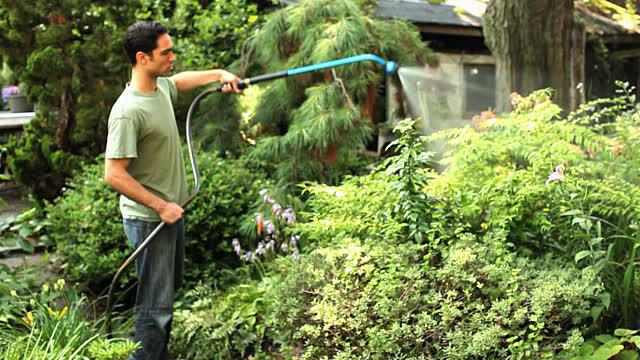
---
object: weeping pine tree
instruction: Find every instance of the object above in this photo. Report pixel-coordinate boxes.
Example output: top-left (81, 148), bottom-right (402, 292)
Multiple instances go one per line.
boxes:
top-left (245, 0), bottom-right (434, 182)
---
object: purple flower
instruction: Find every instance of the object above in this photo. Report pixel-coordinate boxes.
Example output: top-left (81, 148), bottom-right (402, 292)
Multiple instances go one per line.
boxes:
top-left (2, 85), bottom-right (19, 103)
top-left (267, 239), bottom-right (275, 251)
top-left (272, 203), bottom-right (282, 216)
top-left (256, 241), bottom-right (266, 255)
top-left (259, 188), bottom-right (276, 204)
top-left (280, 242), bottom-right (289, 253)
top-left (232, 238), bottom-right (241, 255)
top-left (265, 220), bottom-right (275, 235)
top-left (291, 250), bottom-right (300, 261)
top-left (243, 251), bottom-right (255, 262)
top-left (290, 235), bottom-right (300, 248)
top-left (282, 208), bottom-right (296, 224)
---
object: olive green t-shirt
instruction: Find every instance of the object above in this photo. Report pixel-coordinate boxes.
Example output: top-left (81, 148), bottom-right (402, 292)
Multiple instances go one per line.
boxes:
top-left (105, 77), bottom-right (188, 221)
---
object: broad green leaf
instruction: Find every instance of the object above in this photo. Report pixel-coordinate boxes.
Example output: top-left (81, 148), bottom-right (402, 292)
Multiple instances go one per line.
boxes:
top-left (614, 329), bottom-right (638, 337)
top-left (590, 343), bottom-right (623, 359)
top-left (575, 250), bottom-right (591, 263)
top-left (17, 238), bottom-right (34, 253)
top-left (629, 336), bottom-right (640, 346)
top-left (598, 292), bottom-right (611, 309)
top-left (594, 334), bottom-right (617, 344)
top-left (18, 226), bottom-right (32, 238)
top-left (617, 350), bottom-right (640, 360)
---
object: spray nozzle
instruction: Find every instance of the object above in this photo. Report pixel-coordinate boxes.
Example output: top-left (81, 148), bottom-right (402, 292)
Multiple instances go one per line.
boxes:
top-left (385, 61), bottom-right (398, 75)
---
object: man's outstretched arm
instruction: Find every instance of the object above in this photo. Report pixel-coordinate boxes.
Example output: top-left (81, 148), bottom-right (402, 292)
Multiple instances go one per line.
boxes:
top-left (104, 158), bottom-right (184, 224)
top-left (171, 69), bottom-right (241, 93)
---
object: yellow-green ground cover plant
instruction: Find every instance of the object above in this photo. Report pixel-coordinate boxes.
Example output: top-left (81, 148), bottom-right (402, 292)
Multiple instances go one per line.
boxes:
top-left (0, 271), bottom-right (137, 359)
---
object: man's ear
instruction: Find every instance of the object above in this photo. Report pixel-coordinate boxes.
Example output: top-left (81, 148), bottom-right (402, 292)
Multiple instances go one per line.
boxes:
top-left (136, 51), bottom-right (149, 65)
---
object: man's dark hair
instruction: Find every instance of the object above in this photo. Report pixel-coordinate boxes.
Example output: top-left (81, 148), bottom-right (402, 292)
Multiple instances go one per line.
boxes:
top-left (123, 21), bottom-right (168, 65)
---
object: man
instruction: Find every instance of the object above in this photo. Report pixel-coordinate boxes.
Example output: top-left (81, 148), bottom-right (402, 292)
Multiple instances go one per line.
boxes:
top-left (104, 21), bottom-right (241, 360)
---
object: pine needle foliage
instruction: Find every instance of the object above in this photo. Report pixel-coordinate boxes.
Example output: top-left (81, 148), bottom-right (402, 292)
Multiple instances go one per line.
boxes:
top-left (245, 0), bottom-right (434, 183)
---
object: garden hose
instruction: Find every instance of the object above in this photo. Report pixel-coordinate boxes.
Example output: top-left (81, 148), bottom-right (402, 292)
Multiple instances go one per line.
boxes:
top-left (105, 53), bottom-right (398, 336)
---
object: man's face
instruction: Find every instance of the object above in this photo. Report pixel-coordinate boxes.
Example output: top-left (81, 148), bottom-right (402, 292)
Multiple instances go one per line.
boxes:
top-left (139, 33), bottom-right (175, 77)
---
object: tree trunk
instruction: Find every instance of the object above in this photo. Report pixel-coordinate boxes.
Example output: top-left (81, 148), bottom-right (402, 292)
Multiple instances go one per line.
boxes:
top-left (56, 87), bottom-right (74, 150)
top-left (484, 0), bottom-right (582, 112)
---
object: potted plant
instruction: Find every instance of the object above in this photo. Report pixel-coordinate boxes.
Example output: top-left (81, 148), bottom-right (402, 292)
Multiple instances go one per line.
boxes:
top-left (1, 61), bottom-right (33, 113)
top-left (1, 84), bottom-right (33, 113)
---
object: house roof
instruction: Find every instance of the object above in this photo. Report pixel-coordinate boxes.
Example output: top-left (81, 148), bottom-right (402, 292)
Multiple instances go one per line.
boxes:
top-left (376, 0), bottom-right (485, 28)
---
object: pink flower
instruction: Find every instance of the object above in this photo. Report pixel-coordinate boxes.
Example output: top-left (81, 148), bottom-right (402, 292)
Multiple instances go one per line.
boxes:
top-left (545, 164), bottom-right (565, 185)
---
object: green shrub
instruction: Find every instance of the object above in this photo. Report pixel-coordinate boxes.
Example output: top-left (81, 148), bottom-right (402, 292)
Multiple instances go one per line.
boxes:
top-left (263, 176), bottom-right (600, 360)
top-left (430, 87), bottom-right (640, 328)
top-left (171, 110), bottom-right (623, 358)
top-left (0, 2), bottom-right (137, 201)
top-left (0, 207), bottom-right (50, 252)
top-left (6, 116), bottom-right (85, 201)
top-left (44, 158), bottom-right (124, 290)
top-left (171, 276), bottom-right (276, 360)
top-left (86, 338), bottom-right (140, 360)
top-left (46, 152), bottom-right (269, 291)
top-left (180, 153), bottom-right (270, 283)
top-left (170, 166), bottom-right (600, 358)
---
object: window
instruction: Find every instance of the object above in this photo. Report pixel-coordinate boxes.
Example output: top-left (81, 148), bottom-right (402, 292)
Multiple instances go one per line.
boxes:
top-left (463, 64), bottom-right (496, 114)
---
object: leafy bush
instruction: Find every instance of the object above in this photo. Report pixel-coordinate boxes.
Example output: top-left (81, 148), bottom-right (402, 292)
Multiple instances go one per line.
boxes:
top-left (171, 276), bottom-right (276, 360)
top-left (46, 152), bottom-right (269, 291)
top-left (86, 338), bottom-right (140, 360)
top-left (179, 153), bottom-right (270, 283)
top-left (171, 115), bottom-right (608, 359)
top-left (429, 86), bottom-right (640, 328)
top-left (44, 158), bottom-right (124, 290)
top-left (0, 207), bottom-right (50, 252)
top-left (264, 179), bottom-right (599, 360)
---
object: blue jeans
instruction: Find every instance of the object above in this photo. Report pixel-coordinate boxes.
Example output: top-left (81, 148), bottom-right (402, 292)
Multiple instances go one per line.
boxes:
top-left (123, 218), bottom-right (185, 360)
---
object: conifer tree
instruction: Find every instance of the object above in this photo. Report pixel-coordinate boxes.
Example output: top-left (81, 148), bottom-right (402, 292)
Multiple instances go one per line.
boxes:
top-left (245, 0), bottom-right (433, 182)
top-left (0, 1), bottom-right (136, 200)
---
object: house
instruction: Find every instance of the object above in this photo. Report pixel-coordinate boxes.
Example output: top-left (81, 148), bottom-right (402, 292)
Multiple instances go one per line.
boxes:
top-left (375, 0), bottom-right (640, 131)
